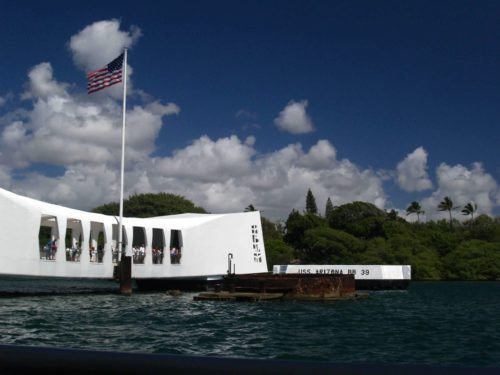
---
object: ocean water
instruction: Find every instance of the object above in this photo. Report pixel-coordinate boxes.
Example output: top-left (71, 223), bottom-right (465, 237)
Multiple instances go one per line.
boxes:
top-left (0, 280), bottom-right (499, 368)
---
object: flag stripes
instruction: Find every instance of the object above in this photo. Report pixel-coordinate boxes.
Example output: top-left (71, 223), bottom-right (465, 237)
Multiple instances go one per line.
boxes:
top-left (87, 53), bottom-right (124, 94)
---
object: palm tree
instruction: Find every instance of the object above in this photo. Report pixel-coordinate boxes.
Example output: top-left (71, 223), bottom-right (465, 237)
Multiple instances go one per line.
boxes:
top-left (438, 196), bottom-right (455, 228)
top-left (461, 202), bottom-right (478, 223)
top-left (406, 201), bottom-right (424, 223)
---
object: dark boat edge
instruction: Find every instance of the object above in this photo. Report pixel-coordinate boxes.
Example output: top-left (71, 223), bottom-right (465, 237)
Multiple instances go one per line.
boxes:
top-left (0, 344), bottom-right (496, 375)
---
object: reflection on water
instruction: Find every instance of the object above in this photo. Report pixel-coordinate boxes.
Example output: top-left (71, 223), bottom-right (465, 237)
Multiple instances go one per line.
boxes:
top-left (0, 280), bottom-right (499, 367)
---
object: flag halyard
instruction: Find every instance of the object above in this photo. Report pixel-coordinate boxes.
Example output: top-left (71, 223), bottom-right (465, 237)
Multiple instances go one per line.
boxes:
top-left (87, 53), bottom-right (124, 94)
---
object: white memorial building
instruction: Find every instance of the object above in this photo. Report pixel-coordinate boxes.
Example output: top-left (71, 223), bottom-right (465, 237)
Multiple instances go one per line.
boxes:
top-left (0, 188), bottom-right (267, 283)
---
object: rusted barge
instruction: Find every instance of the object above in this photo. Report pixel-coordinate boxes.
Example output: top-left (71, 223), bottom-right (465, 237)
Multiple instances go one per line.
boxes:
top-left (194, 273), bottom-right (367, 301)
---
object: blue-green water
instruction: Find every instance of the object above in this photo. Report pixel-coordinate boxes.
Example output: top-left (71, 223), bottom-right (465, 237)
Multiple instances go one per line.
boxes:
top-left (0, 281), bottom-right (499, 367)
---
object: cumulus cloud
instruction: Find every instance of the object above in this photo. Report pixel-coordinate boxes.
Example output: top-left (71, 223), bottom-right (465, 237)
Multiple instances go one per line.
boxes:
top-left (421, 162), bottom-right (498, 220)
top-left (396, 147), bottom-right (433, 192)
top-left (69, 20), bottom-right (142, 71)
top-left (67, 19), bottom-right (142, 99)
top-left (0, 165), bottom-right (12, 189)
top-left (2, 82), bottom-right (387, 218)
top-left (21, 63), bottom-right (69, 100)
top-left (255, 141), bottom-right (385, 217)
top-left (1, 38), bottom-right (181, 171)
top-left (146, 137), bottom-right (384, 218)
top-left (297, 140), bottom-right (337, 170)
top-left (2, 97), bottom-right (177, 170)
top-left (154, 135), bottom-right (256, 183)
top-left (10, 164), bottom-right (120, 210)
top-left (274, 100), bottom-right (314, 134)
top-left (0, 92), bottom-right (14, 108)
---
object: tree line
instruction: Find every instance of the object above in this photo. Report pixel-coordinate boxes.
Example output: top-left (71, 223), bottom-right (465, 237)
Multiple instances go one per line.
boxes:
top-left (263, 189), bottom-right (500, 280)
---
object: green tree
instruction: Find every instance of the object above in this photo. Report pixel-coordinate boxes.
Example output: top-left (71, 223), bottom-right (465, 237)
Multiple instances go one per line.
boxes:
top-left (324, 197), bottom-right (334, 219)
top-left (421, 229), bottom-right (460, 257)
top-left (382, 219), bottom-right (412, 238)
top-left (469, 215), bottom-right (500, 241)
top-left (438, 196), bottom-right (455, 228)
top-left (362, 237), bottom-right (389, 264)
top-left (303, 226), bottom-right (364, 264)
top-left (411, 246), bottom-right (442, 280)
top-left (443, 240), bottom-right (500, 280)
top-left (305, 188), bottom-right (318, 215)
top-left (345, 216), bottom-right (386, 239)
top-left (406, 201), bottom-right (424, 223)
top-left (92, 193), bottom-right (206, 217)
top-left (265, 239), bottom-right (294, 270)
top-left (387, 209), bottom-right (399, 220)
top-left (283, 210), bottom-right (327, 256)
top-left (261, 217), bottom-right (283, 242)
top-left (328, 201), bottom-right (386, 233)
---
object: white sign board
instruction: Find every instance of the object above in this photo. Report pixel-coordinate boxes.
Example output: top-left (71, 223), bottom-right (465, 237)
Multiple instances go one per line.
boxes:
top-left (272, 265), bottom-right (411, 280)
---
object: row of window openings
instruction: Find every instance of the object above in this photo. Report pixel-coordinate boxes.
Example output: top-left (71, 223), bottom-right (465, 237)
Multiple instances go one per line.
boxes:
top-left (39, 216), bottom-right (183, 265)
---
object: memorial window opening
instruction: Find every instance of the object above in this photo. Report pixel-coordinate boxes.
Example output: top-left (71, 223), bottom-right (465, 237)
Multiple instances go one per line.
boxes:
top-left (132, 226), bottom-right (146, 264)
top-left (65, 218), bottom-right (82, 262)
top-left (169, 230), bottom-right (183, 264)
top-left (90, 222), bottom-right (106, 263)
top-left (38, 215), bottom-right (59, 261)
top-left (152, 228), bottom-right (165, 264)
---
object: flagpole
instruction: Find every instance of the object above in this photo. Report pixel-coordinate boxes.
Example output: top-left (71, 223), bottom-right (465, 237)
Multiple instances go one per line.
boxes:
top-left (118, 48), bottom-right (132, 295)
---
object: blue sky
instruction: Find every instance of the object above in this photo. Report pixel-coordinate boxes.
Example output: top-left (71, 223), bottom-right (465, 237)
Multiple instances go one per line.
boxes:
top-left (0, 0), bottom-right (499, 220)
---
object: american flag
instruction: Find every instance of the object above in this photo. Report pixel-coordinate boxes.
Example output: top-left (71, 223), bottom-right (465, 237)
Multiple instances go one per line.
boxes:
top-left (87, 53), bottom-right (124, 94)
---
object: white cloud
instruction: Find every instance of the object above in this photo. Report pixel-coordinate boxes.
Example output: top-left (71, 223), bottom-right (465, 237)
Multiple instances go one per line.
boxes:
top-left (0, 165), bottom-right (12, 189)
top-left (297, 139), bottom-right (336, 170)
top-left (2, 121), bottom-right (26, 146)
top-left (274, 99), bottom-right (314, 134)
top-left (396, 147), bottom-right (433, 192)
top-left (1, 58), bottom-right (179, 170)
top-left (148, 136), bottom-right (385, 219)
top-left (21, 63), bottom-right (69, 100)
top-left (145, 101), bottom-right (180, 117)
top-left (421, 162), bottom-right (498, 220)
top-left (0, 92), bottom-right (14, 108)
top-left (68, 19), bottom-right (142, 99)
top-left (69, 20), bottom-right (142, 72)
top-left (0, 63), bottom-right (391, 219)
top-left (10, 164), bottom-right (120, 210)
top-left (244, 135), bottom-right (256, 146)
top-left (154, 135), bottom-right (256, 183)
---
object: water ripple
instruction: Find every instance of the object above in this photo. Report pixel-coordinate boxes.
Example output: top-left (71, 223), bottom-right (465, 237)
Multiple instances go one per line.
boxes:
top-left (0, 282), bottom-right (499, 367)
